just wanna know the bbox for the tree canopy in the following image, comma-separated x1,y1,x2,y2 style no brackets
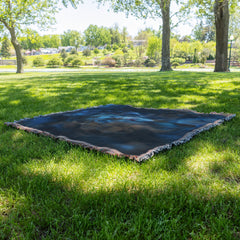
229,5,240,40
0,0,83,73
61,30,83,49
0,0,59,30
84,25,111,47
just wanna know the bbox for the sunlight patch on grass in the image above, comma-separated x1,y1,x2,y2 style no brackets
11,131,25,142
187,153,212,173
105,95,117,102
0,193,11,221
22,156,143,193
23,160,87,191
181,95,206,103
0,189,28,232
8,100,21,105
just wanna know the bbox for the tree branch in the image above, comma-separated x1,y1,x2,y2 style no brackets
0,17,11,30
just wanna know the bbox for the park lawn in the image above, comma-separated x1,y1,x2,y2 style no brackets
0,71,239,239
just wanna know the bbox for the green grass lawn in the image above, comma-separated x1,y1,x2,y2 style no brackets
0,71,239,239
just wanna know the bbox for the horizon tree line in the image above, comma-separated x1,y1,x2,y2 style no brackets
0,0,239,73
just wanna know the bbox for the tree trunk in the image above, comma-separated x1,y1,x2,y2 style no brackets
9,27,24,73
160,0,172,71
214,0,229,72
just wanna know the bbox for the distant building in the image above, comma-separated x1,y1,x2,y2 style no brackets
97,46,106,50
78,45,89,52
24,50,41,55
58,46,75,53
39,48,58,54
132,40,147,47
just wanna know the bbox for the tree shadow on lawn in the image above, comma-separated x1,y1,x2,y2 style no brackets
0,72,17,76
192,88,240,114
0,71,230,119
1,71,240,239
0,133,240,239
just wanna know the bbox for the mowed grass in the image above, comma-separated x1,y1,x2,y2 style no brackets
0,71,239,239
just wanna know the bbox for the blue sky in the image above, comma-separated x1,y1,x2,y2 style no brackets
41,1,195,37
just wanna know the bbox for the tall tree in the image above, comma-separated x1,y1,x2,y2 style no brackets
146,36,162,62
1,36,11,59
214,0,229,71
134,28,154,42
21,29,42,51
84,25,111,47
96,0,178,71
160,0,172,71
188,0,239,72
61,30,83,49
40,34,61,48
109,24,121,45
0,0,82,73
193,20,216,42
121,27,129,44
0,0,60,73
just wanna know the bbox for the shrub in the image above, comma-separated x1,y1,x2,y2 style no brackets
208,54,215,60
112,55,123,67
173,50,187,59
60,49,68,60
114,49,124,55
170,58,185,65
147,36,161,62
126,60,134,67
94,58,101,66
70,48,78,55
71,57,83,67
133,58,143,67
112,44,119,51
102,57,116,67
144,58,156,67
120,43,126,48
64,56,75,66
94,48,99,54
171,62,180,68
64,56,83,67
22,56,28,65
193,49,199,63
122,47,128,53
33,56,45,67
123,53,130,67
47,57,63,68
200,56,207,64
193,55,199,63
232,48,240,62
82,49,91,57
129,43,134,50
106,45,112,51
103,49,108,55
